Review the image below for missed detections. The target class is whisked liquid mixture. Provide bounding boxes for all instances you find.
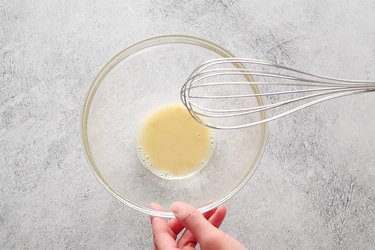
[138,103,213,179]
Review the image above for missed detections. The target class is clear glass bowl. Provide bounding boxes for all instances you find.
[81,35,267,217]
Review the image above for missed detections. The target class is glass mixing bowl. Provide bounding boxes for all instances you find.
[81,35,267,217]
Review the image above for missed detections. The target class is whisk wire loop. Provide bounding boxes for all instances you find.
[180,58,375,129]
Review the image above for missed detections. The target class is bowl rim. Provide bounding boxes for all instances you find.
[81,34,268,217]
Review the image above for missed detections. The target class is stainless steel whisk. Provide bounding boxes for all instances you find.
[180,58,375,129]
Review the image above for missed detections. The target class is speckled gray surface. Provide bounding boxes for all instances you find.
[1,1,375,249]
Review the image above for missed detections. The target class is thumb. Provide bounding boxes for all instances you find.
[171,201,221,243]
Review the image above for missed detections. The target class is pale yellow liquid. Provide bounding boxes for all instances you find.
[138,103,213,178]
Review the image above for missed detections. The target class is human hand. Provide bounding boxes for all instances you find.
[150,201,247,250]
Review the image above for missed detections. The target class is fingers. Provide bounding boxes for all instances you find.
[150,203,177,249]
[150,201,228,250]
[177,205,226,248]
[207,205,226,228]
[151,216,176,249]
[167,218,184,236]
[171,201,221,243]
[168,206,218,235]
[150,202,164,211]
[203,207,219,221]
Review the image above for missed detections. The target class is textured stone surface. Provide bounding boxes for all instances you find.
[1,0,375,249]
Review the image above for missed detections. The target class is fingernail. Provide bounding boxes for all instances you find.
[170,201,183,214]
[219,204,227,209]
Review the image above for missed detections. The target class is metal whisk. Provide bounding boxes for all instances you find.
[180,58,375,129]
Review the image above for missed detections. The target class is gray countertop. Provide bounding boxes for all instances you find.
[1,1,375,249]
